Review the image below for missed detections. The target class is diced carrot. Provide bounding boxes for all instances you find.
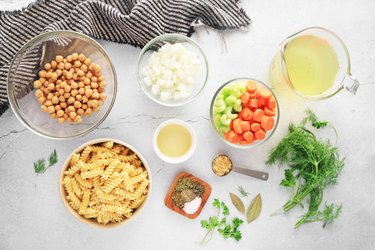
[240,92,250,105]
[258,97,266,108]
[250,93,257,99]
[226,130,241,143]
[224,131,230,140]
[233,119,243,134]
[246,80,257,93]
[253,109,264,122]
[261,116,275,131]
[230,119,234,130]
[239,140,251,145]
[239,108,252,121]
[255,130,266,140]
[248,99,258,109]
[264,107,276,116]
[240,121,251,132]
[243,131,254,143]
[267,96,276,109]
[259,89,272,99]
[251,122,260,132]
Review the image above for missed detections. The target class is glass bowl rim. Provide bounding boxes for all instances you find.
[137,33,209,107]
[210,77,280,149]
[6,30,118,140]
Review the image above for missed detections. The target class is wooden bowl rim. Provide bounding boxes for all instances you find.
[58,137,152,228]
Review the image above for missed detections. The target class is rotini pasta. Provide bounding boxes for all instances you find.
[62,141,149,225]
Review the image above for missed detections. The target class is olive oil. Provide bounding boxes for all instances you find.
[284,35,339,96]
[157,124,192,157]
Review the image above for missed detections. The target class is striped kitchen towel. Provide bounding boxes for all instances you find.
[0,0,251,116]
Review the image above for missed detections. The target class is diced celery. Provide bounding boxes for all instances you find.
[225,95,237,106]
[220,115,231,126]
[233,99,242,112]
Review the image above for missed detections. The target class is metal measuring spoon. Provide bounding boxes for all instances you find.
[211,155,269,181]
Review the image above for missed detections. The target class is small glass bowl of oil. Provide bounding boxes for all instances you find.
[153,119,197,164]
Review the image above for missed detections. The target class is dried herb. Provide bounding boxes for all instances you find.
[246,194,262,224]
[171,178,205,208]
[229,193,245,215]
[33,149,58,174]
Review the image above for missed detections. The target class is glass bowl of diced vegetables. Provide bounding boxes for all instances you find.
[137,34,208,107]
[210,78,280,149]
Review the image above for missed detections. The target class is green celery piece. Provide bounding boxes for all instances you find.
[220,115,231,126]
[233,100,242,112]
[225,96,237,106]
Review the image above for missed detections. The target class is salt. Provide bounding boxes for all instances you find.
[183,197,202,215]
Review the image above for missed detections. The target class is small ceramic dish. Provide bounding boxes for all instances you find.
[164,172,211,219]
[59,138,151,228]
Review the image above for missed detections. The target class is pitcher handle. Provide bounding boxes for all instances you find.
[342,74,359,95]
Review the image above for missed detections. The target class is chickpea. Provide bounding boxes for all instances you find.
[58,62,65,69]
[44,63,51,70]
[91,76,98,83]
[72,53,78,61]
[48,82,56,90]
[76,94,82,101]
[67,118,73,124]
[84,58,91,66]
[63,93,70,99]
[68,96,75,104]
[39,70,47,78]
[56,55,63,62]
[41,105,48,112]
[93,106,100,112]
[39,78,46,84]
[82,96,88,104]
[38,97,46,104]
[98,87,105,93]
[77,108,84,115]
[73,74,78,81]
[83,78,90,85]
[66,72,73,80]
[70,90,77,97]
[63,114,69,120]
[99,81,106,88]
[44,100,52,107]
[34,80,42,88]
[55,105,61,111]
[93,64,101,72]
[59,96,66,102]
[77,70,85,77]
[74,60,81,68]
[64,85,71,93]
[47,106,55,113]
[35,89,43,98]
[47,93,54,100]
[98,76,104,82]
[78,88,85,95]
[91,99,99,108]
[60,102,67,109]
[42,88,50,95]
[78,82,85,88]
[74,100,82,109]
[67,55,72,62]
[67,106,76,113]
[82,104,88,110]
[71,81,78,89]
[81,64,88,72]
[78,53,86,62]
[69,112,77,120]
[46,72,52,79]
[99,93,107,101]
[58,89,65,96]
[78,76,85,82]
[50,113,56,119]
[64,63,72,70]
[74,115,82,124]
[52,96,59,104]
[63,59,67,63]
[92,92,100,99]
[56,69,62,77]
[85,108,92,117]
[90,82,98,89]
[86,72,93,78]
[58,117,65,124]
[51,61,58,69]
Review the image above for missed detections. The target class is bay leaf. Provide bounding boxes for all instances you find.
[246,193,262,224]
[229,192,245,214]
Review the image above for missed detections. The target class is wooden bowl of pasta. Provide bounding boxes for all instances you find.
[59,138,152,228]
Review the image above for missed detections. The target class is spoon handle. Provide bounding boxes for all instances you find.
[232,166,269,181]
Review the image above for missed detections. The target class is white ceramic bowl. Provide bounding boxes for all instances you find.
[59,138,151,228]
[153,119,197,164]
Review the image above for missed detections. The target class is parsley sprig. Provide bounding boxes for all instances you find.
[200,199,243,245]
[34,149,58,174]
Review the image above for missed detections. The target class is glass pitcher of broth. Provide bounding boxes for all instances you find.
[270,27,359,99]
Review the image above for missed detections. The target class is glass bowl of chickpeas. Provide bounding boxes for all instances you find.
[7,31,117,139]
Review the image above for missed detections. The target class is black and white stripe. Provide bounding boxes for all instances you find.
[0,0,250,116]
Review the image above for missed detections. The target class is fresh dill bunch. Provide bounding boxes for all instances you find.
[266,110,344,229]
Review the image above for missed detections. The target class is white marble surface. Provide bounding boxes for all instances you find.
[1,0,375,249]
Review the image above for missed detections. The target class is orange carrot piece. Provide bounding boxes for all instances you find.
[255,130,266,140]
[239,108,252,121]
[239,140,251,145]
[259,89,272,99]
[253,109,264,122]
[249,99,258,110]
[227,130,240,143]
[230,119,234,130]
[267,96,276,109]
[258,97,266,108]
[264,107,276,116]
[240,121,251,132]
[233,119,243,134]
[246,80,257,93]
[261,116,275,131]
[243,131,254,143]
[241,92,250,105]
[251,122,260,132]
